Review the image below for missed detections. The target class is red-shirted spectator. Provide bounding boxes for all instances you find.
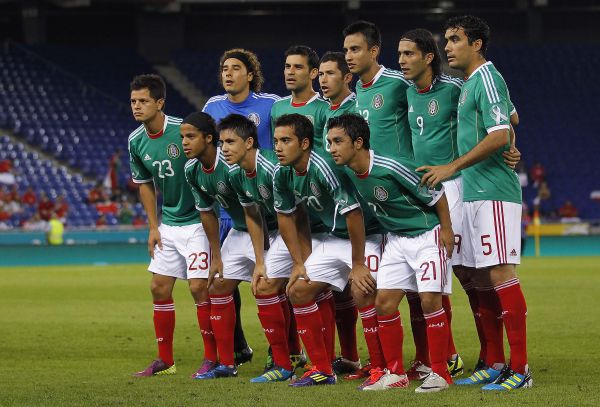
[22,187,37,206]
[96,199,118,215]
[0,159,16,186]
[96,214,107,227]
[529,162,546,187]
[0,202,10,221]
[38,192,55,221]
[88,181,107,204]
[558,200,579,219]
[132,216,146,227]
[54,195,69,220]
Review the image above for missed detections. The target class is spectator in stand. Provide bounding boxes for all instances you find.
[132,215,146,227]
[22,187,37,206]
[38,192,55,221]
[96,214,107,228]
[0,159,16,186]
[47,212,65,245]
[119,201,134,225]
[96,197,118,215]
[558,200,579,220]
[88,181,107,204]
[104,149,123,194]
[23,213,49,231]
[0,201,10,222]
[529,161,545,188]
[54,195,69,223]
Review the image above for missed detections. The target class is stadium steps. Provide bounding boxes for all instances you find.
[0,127,94,184]
[154,64,206,112]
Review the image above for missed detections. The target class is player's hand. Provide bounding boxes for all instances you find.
[251,263,269,296]
[207,257,224,288]
[417,164,456,188]
[439,226,454,259]
[503,145,521,169]
[351,263,376,296]
[286,263,309,296]
[148,227,162,259]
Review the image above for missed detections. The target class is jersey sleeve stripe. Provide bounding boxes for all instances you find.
[373,156,420,185]
[184,158,198,169]
[480,68,500,104]
[486,124,510,133]
[382,73,411,85]
[479,70,495,104]
[257,156,276,177]
[483,67,501,103]
[132,178,153,184]
[339,202,360,215]
[427,186,445,207]
[311,153,340,189]
[127,125,145,142]
[373,161,419,188]
[274,207,296,214]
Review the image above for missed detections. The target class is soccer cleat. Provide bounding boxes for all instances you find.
[362,370,409,391]
[345,363,372,381]
[263,347,274,373]
[234,345,253,366]
[415,372,450,393]
[250,366,294,383]
[455,366,502,385]
[288,367,336,387]
[447,354,464,377]
[481,368,532,391]
[332,357,361,375]
[290,351,308,373]
[406,360,432,381]
[133,359,176,377]
[191,359,218,378]
[357,367,385,390]
[193,364,238,380]
[473,358,486,372]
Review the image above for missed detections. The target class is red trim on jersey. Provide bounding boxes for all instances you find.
[330,103,341,111]
[417,84,433,94]
[295,168,308,176]
[147,128,164,139]
[356,169,369,179]
[291,100,308,107]
[201,162,216,174]
[361,77,375,89]
[245,169,257,178]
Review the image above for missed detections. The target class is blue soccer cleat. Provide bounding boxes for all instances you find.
[250,366,293,383]
[289,367,336,387]
[193,364,237,380]
[482,368,532,391]
[455,366,502,385]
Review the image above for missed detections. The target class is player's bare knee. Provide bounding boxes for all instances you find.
[255,278,281,296]
[289,281,312,305]
[375,290,398,316]
[188,278,209,303]
[150,278,173,301]
[419,292,442,314]
[350,283,375,308]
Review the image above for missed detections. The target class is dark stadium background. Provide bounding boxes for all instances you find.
[0,0,599,262]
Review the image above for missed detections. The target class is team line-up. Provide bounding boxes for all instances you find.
[127,15,530,393]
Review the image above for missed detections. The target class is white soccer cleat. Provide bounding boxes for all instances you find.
[415,372,450,393]
[361,371,409,391]
[406,359,433,381]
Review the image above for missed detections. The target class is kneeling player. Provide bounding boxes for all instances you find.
[327,113,454,393]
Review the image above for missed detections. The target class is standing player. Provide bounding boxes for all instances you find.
[398,28,464,381]
[418,15,531,391]
[202,48,280,364]
[343,21,413,159]
[327,113,454,393]
[270,45,329,151]
[318,51,363,375]
[128,74,211,377]
[272,114,386,388]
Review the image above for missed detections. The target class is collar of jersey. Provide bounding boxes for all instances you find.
[360,66,386,88]
[356,150,375,179]
[244,149,260,178]
[225,91,254,106]
[202,148,221,174]
[416,76,439,94]
[467,61,493,80]
[295,152,314,176]
[145,113,168,139]
[291,92,319,107]
[330,92,355,110]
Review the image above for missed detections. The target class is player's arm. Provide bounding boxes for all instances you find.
[200,209,223,287]
[345,207,375,295]
[433,193,454,258]
[294,202,312,261]
[138,182,162,259]
[243,203,269,294]
[503,109,521,168]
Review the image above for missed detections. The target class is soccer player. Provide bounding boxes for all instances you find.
[272,113,386,388]
[398,28,465,381]
[343,21,413,159]
[128,74,211,377]
[270,45,329,151]
[417,15,531,390]
[327,113,454,393]
[202,48,279,364]
[318,51,363,375]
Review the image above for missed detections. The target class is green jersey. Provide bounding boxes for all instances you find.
[128,115,198,226]
[322,92,357,152]
[355,66,413,159]
[273,150,382,239]
[346,151,443,237]
[228,149,287,230]
[457,62,521,204]
[184,148,248,231]
[407,75,462,178]
[271,93,330,151]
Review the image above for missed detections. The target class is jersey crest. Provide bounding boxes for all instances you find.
[459,89,468,106]
[167,143,180,159]
[428,99,439,116]
[372,94,384,110]
[258,184,271,200]
[217,181,230,194]
[374,186,389,201]
[247,112,261,126]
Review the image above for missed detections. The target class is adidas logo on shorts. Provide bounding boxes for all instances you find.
[510,249,517,256]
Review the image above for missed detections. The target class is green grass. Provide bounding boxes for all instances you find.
[1,257,598,406]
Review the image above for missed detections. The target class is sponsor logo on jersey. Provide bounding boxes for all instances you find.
[490,104,508,125]
[428,99,439,116]
[217,181,230,194]
[144,154,152,161]
[374,186,388,201]
[258,184,271,200]
[310,182,321,197]
[304,114,315,124]
[247,112,261,126]
[372,94,384,109]
[408,105,414,113]
[167,143,180,159]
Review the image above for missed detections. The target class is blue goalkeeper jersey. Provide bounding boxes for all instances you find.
[203,91,280,150]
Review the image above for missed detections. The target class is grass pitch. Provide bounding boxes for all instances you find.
[1,257,598,406]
